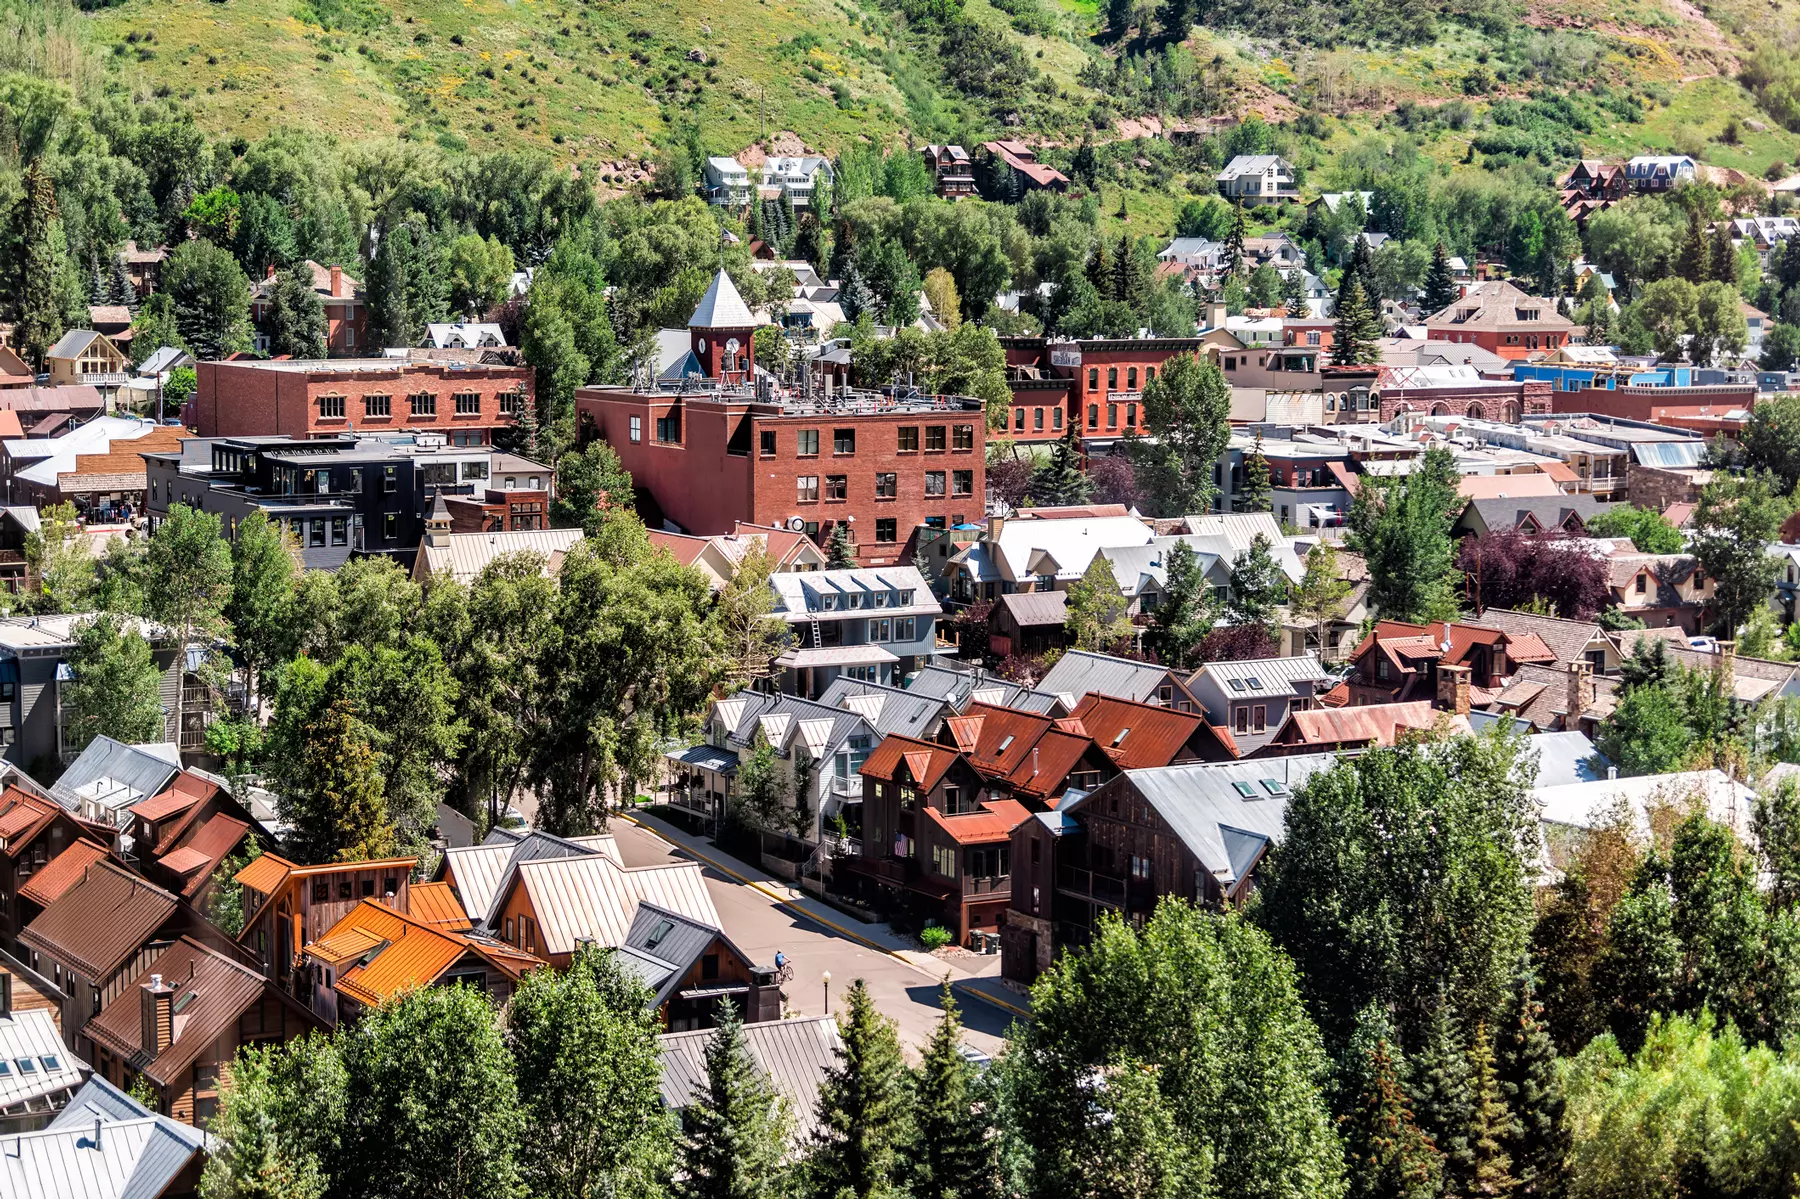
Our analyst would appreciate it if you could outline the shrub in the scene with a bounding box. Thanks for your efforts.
[920,925,955,950]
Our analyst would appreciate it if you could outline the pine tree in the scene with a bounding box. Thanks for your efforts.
[1282,266,1311,316]
[14,160,66,369]
[1029,425,1092,507]
[1086,239,1114,294]
[907,983,989,1199]
[90,261,108,305]
[1340,1008,1441,1199]
[1585,297,1616,346]
[266,264,328,359]
[1424,241,1458,313]
[1710,223,1739,285]
[1239,434,1272,513]
[806,979,910,1199]
[1331,277,1380,365]
[675,1001,791,1199]
[841,266,877,325]
[111,257,139,310]
[1408,1002,1475,1195]
[1112,234,1146,313]
[779,191,798,251]
[1224,202,1247,277]
[1466,1024,1518,1197]
[1495,965,1569,1198]
[825,521,858,569]
[1345,231,1379,304]
[1677,209,1710,283]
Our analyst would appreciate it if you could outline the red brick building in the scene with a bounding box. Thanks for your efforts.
[1422,280,1575,361]
[251,262,368,356]
[1377,372,1553,423]
[192,358,531,445]
[999,336,1208,448]
[576,270,988,566]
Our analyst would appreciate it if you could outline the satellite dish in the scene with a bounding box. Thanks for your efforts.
[788,516,806,532]
[726,337,741,354]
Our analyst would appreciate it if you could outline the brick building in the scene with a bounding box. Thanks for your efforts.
[1423,280,1574,361]
[192,358,531,445]
[251,262,367,356]
[1376,368,1553,423]
[999,336,1208,449]
[577,270,987,566]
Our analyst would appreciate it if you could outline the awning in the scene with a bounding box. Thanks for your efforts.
[664,744,740,775]
[679,983,751,1000]
[773,645,900,669]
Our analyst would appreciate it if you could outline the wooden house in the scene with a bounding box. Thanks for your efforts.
[232,853,417,1002]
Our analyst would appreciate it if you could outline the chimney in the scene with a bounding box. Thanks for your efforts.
[266,263,276,280]
[1716,638,1736,689]
[139,973,175,1056]
[1437,663,1471,717]
[0,972,10,1019]
[1566,661,1594,728]
[92,1116,101,1150]
[330,265,344,298]
[987,514,1005,543]
[1204,300,1228,331]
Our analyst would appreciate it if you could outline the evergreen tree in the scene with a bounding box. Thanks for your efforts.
[1239,434,1272,513]
[779,191,798,251]
[1225,534,1288,627]
[1466,1023,1518,1197]
[1339,1007,1441,1199]
[1494,965,1569,1198]
[908,983,989,1199]
[1282,265,1311,316]
[1710,223,1738,285]
[1331,277,1381,366]
[110,256,139,310]
[1224,202,1247,277]
[806,979,910,1199]
[266,263,328,359]
[1143,539,1213,671]
[1593,854,1681,1055]
[366,218,447,349]
[288,697,397,864]
[825,521,858,569]
[1112,233,1146,312]
[1424,241,1458,312]
[1345,232,1379,307]
[1086,238,1114,294]
[1668,812,1767,1038]
[676,1000,791,1199]
[1677,209,1710,283]
[1029,425,1093,507]
[164,239,253,361]
[1408,1001,1475,1195]
[14,160,67,369]
[89,261,108,305]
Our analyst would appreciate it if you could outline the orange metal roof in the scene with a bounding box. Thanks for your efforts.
[923,799,1031,845]
[18,839,109,908]
[407,881,470,931]
[1072,694,1205,769]
[860,736,960,790]
[1001,728,1094,798]
[0,789,58,851]
[158,846,212,876]
[234,851,295,894]
[1502,632,1558,662]
[1282,701,1463,747]
[131,783,203,822]
[311,900,541,1006]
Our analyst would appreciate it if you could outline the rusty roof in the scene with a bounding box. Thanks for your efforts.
[923,799,1031,845]
[130,775,209,822]
[1002,728,1096,799]
[309,900,539,1006]
[20,858,178,979]
[17,839,110,908]
[406,881,470,931]
[1279,701,1466,747]
[957,703,1062,779]
[85,936,296,1087]
[1071,694,1211,769]
[859,736,961,790]
[162,813,249,899]
[0,789,60,854]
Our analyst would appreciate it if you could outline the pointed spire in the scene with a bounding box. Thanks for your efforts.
[689,268,755,329]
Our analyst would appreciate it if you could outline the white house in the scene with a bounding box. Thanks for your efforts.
[760,156,835,209]
[1215,155,1298,203]
[1624,155,1697,193]
[703,157,754,207]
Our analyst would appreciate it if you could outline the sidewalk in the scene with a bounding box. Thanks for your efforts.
[623,809,1032,1021]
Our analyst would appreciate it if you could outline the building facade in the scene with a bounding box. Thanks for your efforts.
[192,359,531,444]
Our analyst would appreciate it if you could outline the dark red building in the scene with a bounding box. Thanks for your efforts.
[193,358,532,445]
[576,270,988,567]
[1000,337,1207,449]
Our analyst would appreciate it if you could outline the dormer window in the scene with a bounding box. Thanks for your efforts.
[900,590,914,605]
[876,592,889,608]
[849,594,863,609]
[821,595,836,610]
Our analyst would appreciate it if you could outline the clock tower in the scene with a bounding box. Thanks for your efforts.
[689,268,757,386]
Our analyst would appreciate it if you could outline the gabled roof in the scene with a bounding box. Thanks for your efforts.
[415,527,584,584]
[1277,701,1466,747]
[0,788,63,855]
[613,902,744,1010]
[903,664,1065,715]
[85,936,302,1087]
[659,1016,844,1144]
[1467,608,1604,667]
[159,812,250,899]
[442,829,622,929]
[1070,694,1217,768]
[859,735,962,791]
[407,881,471,931]
[815,678,943,741]
[0,1007,85,1111]
[995,589,1069,628]
[306,900,539,1007]
[1037,650,1180,707]
[22,1076,208,1199]
[689,269,756,329]
[1192,655,1329,701]
[19,839,111,908]
[44,329,106,362]
[506,855,721,957]
[19,860,177,980]
[1460,494,1613,534]
[51,738,181,824]
[922,799,1030,845]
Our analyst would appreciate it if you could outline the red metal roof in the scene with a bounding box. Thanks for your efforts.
[859,736,960,790]
[1071,694,1205,769]
[18,839,110,908]
[163,813,250,898]
[19,859,178,980]
[1280,701,1464,747]
[959,703,1062,779]
[1001,729,1094,799]
[0,789,58,853]
[922,799,1031,845]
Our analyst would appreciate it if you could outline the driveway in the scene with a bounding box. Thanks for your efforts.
[609,819,1020,1056]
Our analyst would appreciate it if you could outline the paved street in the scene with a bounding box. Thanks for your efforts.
[609,818,1019,1056]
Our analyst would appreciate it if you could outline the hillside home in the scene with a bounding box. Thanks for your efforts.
[1625,155,1698,192]
[43,331,128,395]
[251,262,366,356]
[1423,280,1575,360]
[1215,156,1298,202]
[767,566,940,698]
[703,157,754,207]
[1186,656,1329,754]
[921,145,978,198]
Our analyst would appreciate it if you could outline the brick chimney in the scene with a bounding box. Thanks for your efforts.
[1565,661,1594,729]
[139,973,176,1056]
[330,265,344,298]
[1716,638,1736,690]
[1437,663,1471,717]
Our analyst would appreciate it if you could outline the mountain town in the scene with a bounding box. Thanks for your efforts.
[9,0,1800,1194]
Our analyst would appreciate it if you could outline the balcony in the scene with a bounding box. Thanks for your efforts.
[965,874,1010,897]
[1056,864,1126,908]
[827,775,863,799]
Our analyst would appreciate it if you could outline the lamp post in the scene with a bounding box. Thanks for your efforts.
[822,970,832,1016]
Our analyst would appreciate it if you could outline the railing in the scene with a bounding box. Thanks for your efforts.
[821,832,862,857]
[966,874,1010,896]
[827,775,863,799]
[1056,864,1126,908]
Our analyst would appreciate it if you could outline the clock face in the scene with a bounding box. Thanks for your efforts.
[726,337,741,355]
[697,338,708,354]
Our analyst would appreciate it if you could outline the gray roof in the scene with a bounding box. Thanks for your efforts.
[902,663,1064,714]
[711,691,871,757]
[1460,495,1615,534]
[21,1076,209,1199]
[446,829,622,930]
[1088,755,1341,893]
[658,1016,845,1144]
[995,589,1069,627]
[689,269,756,329]
[51,737,181,819]
[1467,608,1603,667]
[1523,731,1611,787]
[1194,655,1329,701]
[816,678,944,740]
[615,902,726,1009]
[1037,650,1175,706]
[1631,440,1709,468]
[44,329,102,362]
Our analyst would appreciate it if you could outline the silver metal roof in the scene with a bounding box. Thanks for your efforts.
[1197,655,1330,700]
[1037,650,1175,706]
[658,1016,844,1145]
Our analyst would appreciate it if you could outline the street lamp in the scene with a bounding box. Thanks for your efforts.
[822,970,832,1016]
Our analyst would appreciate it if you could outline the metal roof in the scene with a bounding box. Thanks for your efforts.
[689,268,756,329]
[658,1016,844,1145]
[404,881,470,931]
[1037,650,1177,706]
[84,937,274,1087]
[0,1008,84,1111]
[1195,655,1329,701]
[619,903,722,1008]
[903,664,1064,715]
[995,589,1070,627]
[25,1076,208,1199]
[51,738,180,820]
[19,860,177,981]
[416,528,584,584]
[816,678,943,741]
[18,840,109,908]
[1522,731,1610,787]
[1630,440,1709,468]
[443,830,622,930]
[310,901,537,1007]
[511,855,720,957]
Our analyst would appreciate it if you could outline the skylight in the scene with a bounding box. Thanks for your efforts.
[173,991,198,1015]
[646,918,674,950]
[1112,728,1131,747]
[1228,679,1246,692]
[1261,779,1286,796]
[15,1058,35,1075]
[39,1055,59,1072]
[1232,781,1257,798]
[997,735,1015,752]
[1245,677,1263,689]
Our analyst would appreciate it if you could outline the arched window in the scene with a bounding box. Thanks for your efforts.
[1465,402,1485,421]
[1430,402,1450,416]
[1501,402,1519,422]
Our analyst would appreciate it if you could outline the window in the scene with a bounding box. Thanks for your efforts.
[970,846,1008,878]
[312,880,329,903]
[875,472,896,499]
[1033,408,1044,431]
[1636,573,1647,594]
[331,518,347,547]
[337,879,353,900]
[798,429,820,456]
[309,520,326,548]
[925,471,946,496]
[454,392,480,415]
[833,428,856,454]
[876,518,897,543]
[383,512,397,541]
[499,389,525,416]
[953,425,974,450]
[932,844,958,878]
[628,415,642,443]
[1054,407,1064,430]
[895,616,915,641]
[1107,403,1118,428]
[1146,366,1156,382]
[1127,403,1138,428]
[897,426,918,453]
[360,877,375,897]
[462,460,488,482]
[1127,367,1138,389]
[925,425,948,452]
[1088,367,1099,390]
[383,465,397,494]
[797,476,819,503]
[760,430,776,456]
[1377,658,1390,681]
[1236,707,1249,733]
[1253,705,1267,732]
[364,393,391,418]
[1130,854,1151,880]
[1107,367,1118,389]
[1015,408,1025,431]
[826,475,847,501]
[1158,684,1173,705]
[1088,404,1099,429]
[944,785,966,814]
[318,394,345,419]
[701,953,719,981]
[655,413,680,443]
[505,917,514,941]
[868,618,891,641]
[409,392,437,418]
[952,470,973,496]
